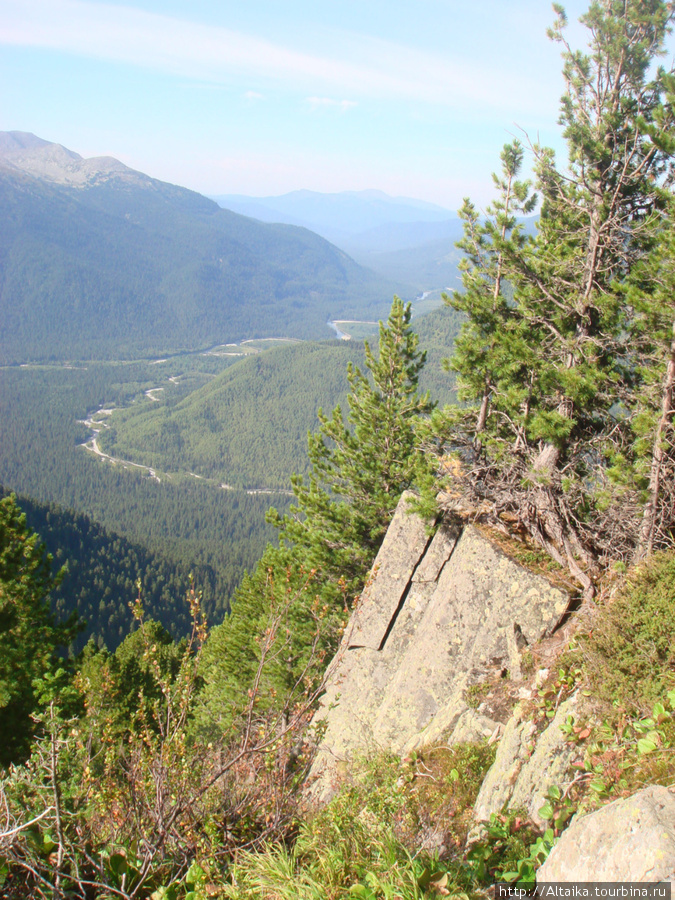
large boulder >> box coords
[308,493,570,801]
[539,785,675,883]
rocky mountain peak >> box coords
[0,131,143,188]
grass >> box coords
[465,683,491,710]
[240,338,302,351]
[222,744,496,899]
[405,743,497,852]
[331,322,380,341]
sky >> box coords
[0,0,657,209]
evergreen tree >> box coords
[77,621,185,750]
[270,296,434,593]
[448,142,537,448]
[626,189,675,560]
[194,542,332,738]
[196,298,433,733]
[0,494,81,764]
[429,0,675,594]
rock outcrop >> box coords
[306,493,675,886]
[309,493,571,801]
[538,785,675,883]
[473,695,582,827]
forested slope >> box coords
[2,489,206,650]
[2,4,675,898]
[0,139,401,363]
[97,305,464,490]
[0,361,286,624]
[98,342,368,490]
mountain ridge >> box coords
[210,187,457,246]
[0,130,149,188]
[0,132,402,363]
[210,185,464,286]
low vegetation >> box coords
[579,553,675,712]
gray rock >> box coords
[473,697,582,826]
[509,697,581,825]
[539,785,675,883]
[345,493,433,651]
[473,705,538,821]
[308,493,571,801]
[0,131,145,187]
[448,708,502,746]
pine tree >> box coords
[0,494,81,764]
[429,0,675,594]
[627,191,675,560]
[270,296,434,592]
[196,298,433,731]
[448,141,537,449]
[194,542,333,738]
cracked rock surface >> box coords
[308,492,570,802]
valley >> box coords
[82,306,460,491]
[0,134,404,365]
[0,302,462,648]
[3,2,675,893]
[0,132,463,654]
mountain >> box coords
[348,234,464,292]
[210,188,455,244]
[0,133,400,364]
[0,131,139,186]
[0,354,288,626]
[210,187,464,290]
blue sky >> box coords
[0,0,647,209]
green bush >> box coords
[581,551,675,712]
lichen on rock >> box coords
[308,492,571,801]
[538,785,675,883]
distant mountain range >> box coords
[210,189,455,241]
[0,132,400,363]
[211,188,465,290]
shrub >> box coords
[581,551,675,713]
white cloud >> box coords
[243,91,264,101]
[306,97,357,113]
[0,0,553,117]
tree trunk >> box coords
[635,320,675,561]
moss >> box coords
[465,682,491,709]
[521,650,535,676]
[473,524,577,594]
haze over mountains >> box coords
[0,132,400,363]
[212,188,465,290]
[211,189,456,243]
